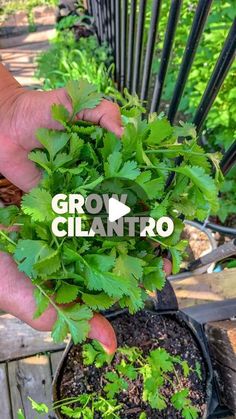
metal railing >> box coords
[87,0,236,236]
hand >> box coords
[0,83,123,354]
[0,86,123,192]
[0,79,172,354]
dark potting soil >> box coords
[59,311,207,418]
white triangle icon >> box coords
[108,197,131,222]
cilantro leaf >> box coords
[28,397,49,414]
[51,103,70,125]
[104,151,140,180]
[149,348,174,372]
[174,166,218,212]
[52,305,92,344]
[34,249,61,277]
[55,282,79,304]
[35,128,70,160]
[33,288,49,319]
[173,121,196,139]
[0,205,19,226]
[146,118,173,145]
[21,188,53,222]
[169,248,182,274]
[171,389,189,410]
[81,292,115,310]
[143,258,165,291]
[113,255,144,281]
[51,313,68,342]
[28,150,51,173]
[14,239,56,277]
[66,79,103,116]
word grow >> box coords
[51,194,175,238]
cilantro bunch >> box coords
[0,79,221,344]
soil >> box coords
[58,311,208,418]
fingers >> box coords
[77,99,123,137]
[0,252,117,354]
[89,314,117,355]
[0,142,41,192]
[163,257,172,276]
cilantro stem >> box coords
[146,149,204,156]
[35,284,60,313]
[0,230,16,246]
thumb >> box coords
[0,142,41,192]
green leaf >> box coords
[0,205,19,226]
[149,348,174,372]
[82,342,98,365]
[17,409,25,419]
[51,103,70,125]
[174,166,218,212]
[28,397,49,413]
[182,360,190,377]
[33,288,49,319]
[146,118,173,145]
[104,151,140,180]
[66,79,103,115]
[195,361,202,380]
[35,128,70,160]
[53,152,72,169]
[169,248,182,274]
[34,249,61,277]
[21,188,53,222]
[116,362,138,380]
[61,406,83,418]
[113,255,144,281]
[143,258,165,291]
[171,389,189,410]
[14,239,55,277]
[173,121,197,139]
[61,304,93,344]
[182,405,199,419]
[81,292,115,310]
[28,150,51,173]
[76,254,131,298]
[51,314,68,342]
[56,282,79,304]
[102,131,121,160]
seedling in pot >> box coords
[18,338,202,418]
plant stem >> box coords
[0,230,16,245]
[35,284,60,313]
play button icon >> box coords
[108,197,131,222]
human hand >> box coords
[0,80,123,353]
[0,84,123,192]
[0,73,172,354]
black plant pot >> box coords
[52,291,214,419]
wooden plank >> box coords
[0,363,12,419]
[172,268,236,308]
[0,314,67,362]
[205,320,236,413]
[8,355,52,419]
[50,351,64,378]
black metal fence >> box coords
[87,0,236,235]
